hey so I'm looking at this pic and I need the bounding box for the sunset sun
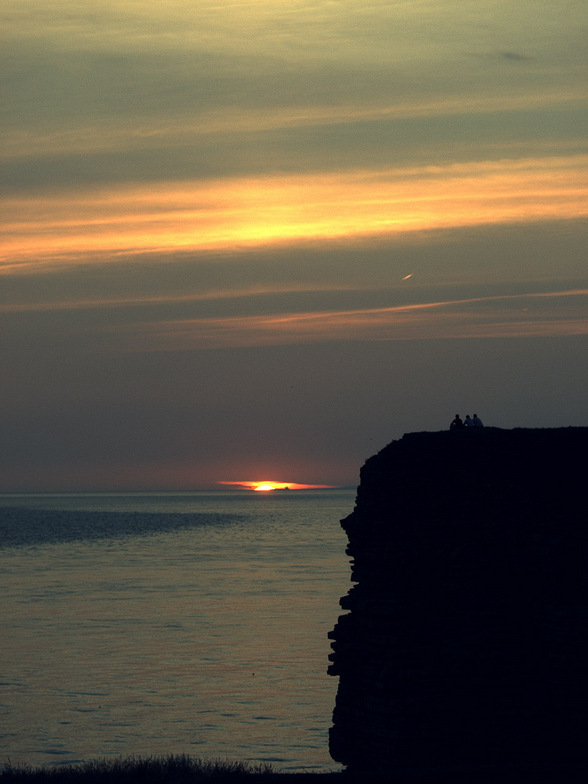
[254,483,277,492]
[218,481,337,491]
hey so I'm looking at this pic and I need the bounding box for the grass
[5,757,586,783]
[0,756,345,784]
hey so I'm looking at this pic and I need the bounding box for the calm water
[0,490,355,771]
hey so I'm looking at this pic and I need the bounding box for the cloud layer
[1,1,587,489]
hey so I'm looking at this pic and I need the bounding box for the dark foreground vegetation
[0,757,298,783]
[0,757,345,784]
[2,756,586,784]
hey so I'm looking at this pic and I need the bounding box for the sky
[1,0,587,491]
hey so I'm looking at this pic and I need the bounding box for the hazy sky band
[2,2,587,188]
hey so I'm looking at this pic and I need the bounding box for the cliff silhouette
[328,427,588,778]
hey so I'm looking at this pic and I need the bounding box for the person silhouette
[464,415,473,428]
[450,414,464,430]
[472,413,484,428]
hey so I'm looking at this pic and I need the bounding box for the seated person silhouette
[450,414,464,430]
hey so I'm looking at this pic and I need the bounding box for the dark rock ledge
[328,427,588,778]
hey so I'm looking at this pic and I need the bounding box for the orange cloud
[2,155,587,270]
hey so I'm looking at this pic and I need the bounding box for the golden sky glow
[1,0,586,490]
[2,156,587,268]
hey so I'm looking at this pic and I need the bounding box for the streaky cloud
[2,155,587,268]
[112,289,588,350]
[2,87,584,163]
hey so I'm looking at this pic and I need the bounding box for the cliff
[328,427,588,778]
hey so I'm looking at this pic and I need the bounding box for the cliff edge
[328,427,588,777]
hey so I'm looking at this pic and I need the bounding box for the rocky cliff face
[328,427,588,777]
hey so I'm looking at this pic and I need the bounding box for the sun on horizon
[218,480,337,492]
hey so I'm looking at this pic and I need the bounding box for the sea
[0,489,356,772]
